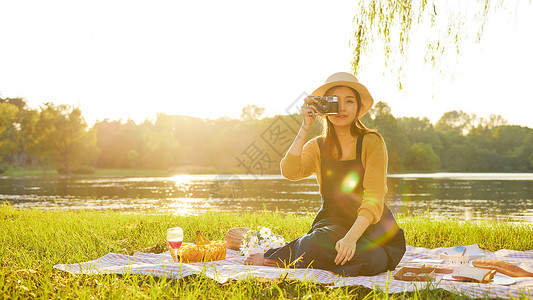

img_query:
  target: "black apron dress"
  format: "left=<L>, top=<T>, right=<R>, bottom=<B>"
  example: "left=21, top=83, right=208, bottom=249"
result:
left=264, top=134, right=406, bottom=276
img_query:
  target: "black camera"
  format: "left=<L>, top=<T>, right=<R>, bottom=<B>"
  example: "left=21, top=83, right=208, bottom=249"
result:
left=310, top=96, right=339, bottom=115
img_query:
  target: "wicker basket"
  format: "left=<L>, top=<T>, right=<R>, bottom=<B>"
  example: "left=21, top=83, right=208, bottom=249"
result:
left=177, top=240, right=227, bottom=263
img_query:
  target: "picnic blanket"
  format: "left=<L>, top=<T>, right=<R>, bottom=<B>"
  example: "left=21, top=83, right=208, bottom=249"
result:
left=54, top=245, right=533, bottom=299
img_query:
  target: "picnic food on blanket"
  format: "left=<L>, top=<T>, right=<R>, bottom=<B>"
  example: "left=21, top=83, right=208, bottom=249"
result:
left=393, top=267, right=435, bottom=281
left=177, top=231, right=227, bottom=263
left=422, top=264, right=455, bottom=274
left=195, top=230, right=210, bottom=245
left=225, top=227, right=251, bottom=251
left=448, top=253, right=470, bottom=265
left=472, top=259, right=533, bottom=277
left=452, top=265, right=496, bottom=283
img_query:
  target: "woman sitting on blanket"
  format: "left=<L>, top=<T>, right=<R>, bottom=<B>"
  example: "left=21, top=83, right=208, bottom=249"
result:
left=244, top=72, right=406, bottom=276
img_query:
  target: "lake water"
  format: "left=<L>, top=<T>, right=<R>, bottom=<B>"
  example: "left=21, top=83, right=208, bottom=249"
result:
left=1, top=173, right=532, bottom=221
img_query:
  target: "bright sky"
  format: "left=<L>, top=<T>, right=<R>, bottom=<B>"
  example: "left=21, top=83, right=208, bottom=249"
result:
left=1, top=0, right=532, bottom=128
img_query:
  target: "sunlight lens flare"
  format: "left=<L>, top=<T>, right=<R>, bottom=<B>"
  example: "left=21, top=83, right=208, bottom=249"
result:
left=357, top=220, right=401, bottom=253
left=341, top=171, right=360, bottom=194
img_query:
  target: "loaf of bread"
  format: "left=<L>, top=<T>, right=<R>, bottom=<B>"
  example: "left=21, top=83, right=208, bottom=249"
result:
left=472, top=259, right=533, bottom=277
left=452, top=266, right=496, bottom=283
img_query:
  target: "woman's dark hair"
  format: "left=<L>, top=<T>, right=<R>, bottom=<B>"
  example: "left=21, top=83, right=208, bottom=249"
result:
left=319, top=86, right=376, bottom=160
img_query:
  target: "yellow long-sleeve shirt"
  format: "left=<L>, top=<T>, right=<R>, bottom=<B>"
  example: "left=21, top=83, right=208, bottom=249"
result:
left=280, top=133, right=388, bottom=224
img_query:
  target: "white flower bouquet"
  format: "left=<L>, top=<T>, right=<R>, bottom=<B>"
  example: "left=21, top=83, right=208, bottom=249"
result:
left=240, top=227, right=286, bottom=257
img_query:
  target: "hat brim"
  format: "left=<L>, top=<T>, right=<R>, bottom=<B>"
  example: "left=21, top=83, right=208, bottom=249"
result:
left=311, top=81, right=374, bottom=117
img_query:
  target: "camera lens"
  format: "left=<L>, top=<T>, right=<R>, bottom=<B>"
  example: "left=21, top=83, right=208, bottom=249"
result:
left=316, top=99, right=329, bottom=113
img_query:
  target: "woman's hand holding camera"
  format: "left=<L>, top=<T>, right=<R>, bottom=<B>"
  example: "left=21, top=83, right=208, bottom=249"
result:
left=301, top=96, right=320, bottom=130
left=286, top=96, right=320, bottom=157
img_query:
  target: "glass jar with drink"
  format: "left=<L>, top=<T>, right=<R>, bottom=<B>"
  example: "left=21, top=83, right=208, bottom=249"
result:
left=167, top=227, right=183, bottom=262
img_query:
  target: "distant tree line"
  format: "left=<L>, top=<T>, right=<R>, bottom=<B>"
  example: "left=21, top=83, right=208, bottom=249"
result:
left=1, top=97, right=533, bottom=174
left=361, top=102, right=533, bottom=173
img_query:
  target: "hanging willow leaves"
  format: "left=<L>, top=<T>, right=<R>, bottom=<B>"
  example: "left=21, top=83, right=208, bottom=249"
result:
left=350, top=0, right=528, bottom=89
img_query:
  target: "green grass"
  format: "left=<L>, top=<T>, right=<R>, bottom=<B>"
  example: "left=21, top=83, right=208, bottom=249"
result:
left=1, top=167, right=227, bottom=177
left=0, top=168, right=58, bottom=177
left=1, top=168, right=174, bottom=177
left=1, top=203, right=532, bottom=299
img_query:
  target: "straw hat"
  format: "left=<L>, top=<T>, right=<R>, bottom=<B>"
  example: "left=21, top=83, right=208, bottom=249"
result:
left=311, top=72, right=374, bottom=117
left=225, top=227, right=251, bottom=251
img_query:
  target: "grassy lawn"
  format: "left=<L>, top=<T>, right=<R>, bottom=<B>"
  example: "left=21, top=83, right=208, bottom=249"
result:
left=1, top=203, right=532, bottom=299
left=1, top=168, right=174, bottom=177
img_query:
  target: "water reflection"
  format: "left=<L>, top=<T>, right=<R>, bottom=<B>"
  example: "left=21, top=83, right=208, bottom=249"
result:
left=1, top=173, right=532, bottom=221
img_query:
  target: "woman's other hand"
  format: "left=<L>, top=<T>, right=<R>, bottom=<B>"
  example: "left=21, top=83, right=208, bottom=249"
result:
left=301, top=96, right=320, bottom=130
left=334, top=236, right=357, bottom=266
